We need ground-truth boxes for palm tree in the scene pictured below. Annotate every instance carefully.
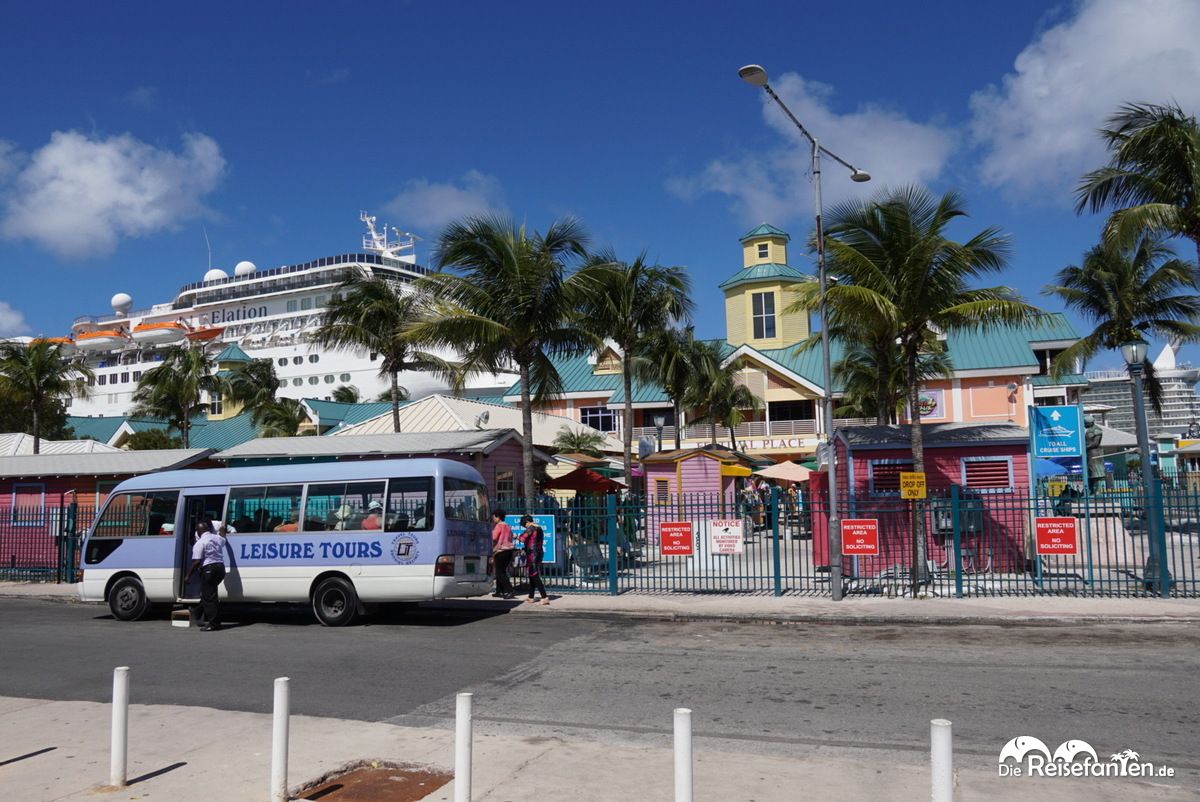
[223,358,282,420]
[412,215,595,510]
[812,186,1037,590]
[830,340,953,424]
[0,340,92,453]
[129,346,221,447]
[551,425,608,457]
[1043,233,1200,410]
[257,398,312,438]
[634,327,699,450]
[313,273,455,433]
[579,252,693,489]
[684,342,763,451]
[331,385,360,404]
[1076,102,1200,263]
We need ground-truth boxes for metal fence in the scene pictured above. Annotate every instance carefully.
[4,486,1197,599]
[0,503,93,583]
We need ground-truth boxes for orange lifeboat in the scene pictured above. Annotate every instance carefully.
[75,329,130,352]
[185,326,225,342]
[31,336,77,354]
[131,321,188,346]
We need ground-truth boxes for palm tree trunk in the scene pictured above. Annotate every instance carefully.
[182,419,190,449]
[729,423,739,452]
[621,353,634,493]
[906,353,928,595]
[31,402,40,455]
[710,420,717,446]
[519,363,536,512]
[390,372,402,433]
[673,401,682,450]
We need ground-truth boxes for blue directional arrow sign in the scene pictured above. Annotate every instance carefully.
[1030,405,1084,458]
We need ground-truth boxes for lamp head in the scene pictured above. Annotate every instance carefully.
[851,169,872,183]
[653,415,666,428]
[1120,340,1148,366]
[738,64,769,87]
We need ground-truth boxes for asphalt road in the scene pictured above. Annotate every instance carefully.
[1,599,1197,784]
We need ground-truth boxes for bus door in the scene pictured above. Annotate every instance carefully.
[176,491,228,600]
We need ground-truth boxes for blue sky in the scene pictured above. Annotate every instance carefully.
[1,0,1199,372]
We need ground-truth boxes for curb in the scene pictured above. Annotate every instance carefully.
[417,600,1200,629]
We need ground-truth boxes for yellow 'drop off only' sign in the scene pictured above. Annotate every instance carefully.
[899,471,927,499]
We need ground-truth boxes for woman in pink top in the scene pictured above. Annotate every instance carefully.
[491,509,517,599]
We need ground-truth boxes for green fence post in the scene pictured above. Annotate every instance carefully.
[1154,481,1171,598]
[951,485,963,598]
[770,487,782,597]
[606,494,619,596]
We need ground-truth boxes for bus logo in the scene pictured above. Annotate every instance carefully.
[392,535,420,565]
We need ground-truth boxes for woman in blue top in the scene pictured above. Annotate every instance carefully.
[520,514,550,605]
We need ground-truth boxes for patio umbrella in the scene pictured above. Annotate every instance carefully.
[753,461,812,482]
[1033,457,1068,477]
[542,467,624,493]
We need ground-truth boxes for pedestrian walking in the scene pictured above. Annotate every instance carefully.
[520,514,550,605]
[185,519,228,631]
[491,509,517,599]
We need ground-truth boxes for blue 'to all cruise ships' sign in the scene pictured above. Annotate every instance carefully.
[1031,405,1084,458]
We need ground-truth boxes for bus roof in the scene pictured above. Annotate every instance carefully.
[110,458,484,493]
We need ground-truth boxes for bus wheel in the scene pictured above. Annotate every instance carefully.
[312,577,358,627]
[109,577,149,621]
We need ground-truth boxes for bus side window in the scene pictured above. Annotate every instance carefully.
[385,477,434,532]
[304,481,384,532]
[228,485,303,534]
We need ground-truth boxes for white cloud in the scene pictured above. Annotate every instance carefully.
[124,86,158,108]
[668,73,956,227]
[971,0,1200,200]
[383,170,507,234]
[0,140,15,181]
[0,131,226,259]
[0,301,28,336]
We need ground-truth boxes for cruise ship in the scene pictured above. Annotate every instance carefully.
[1085,341,1200,434]
[59,213,513,417]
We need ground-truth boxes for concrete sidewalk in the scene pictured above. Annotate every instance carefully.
[4,581,1199,626]
[1,695,1193,802]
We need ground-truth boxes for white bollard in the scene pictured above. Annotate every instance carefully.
[110,666,130,788]
[270,677,290,802]
[931,718,953,802]
[455,692,473,802]
[674,707,693,802]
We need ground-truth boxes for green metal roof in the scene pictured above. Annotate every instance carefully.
[214,343,253,363]
[304,398,396,432]
[608,378,671,405]
[504,352,622,398]
[718,263,809,291]
[739,223,790,242]
[944,314,1080,372]
[65,416,126,443]
[1029,373,1089,387]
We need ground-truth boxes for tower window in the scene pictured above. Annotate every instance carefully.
[752,292,776,339]
[757,243,769,259]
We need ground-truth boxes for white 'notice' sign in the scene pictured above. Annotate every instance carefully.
[708,519,744,555]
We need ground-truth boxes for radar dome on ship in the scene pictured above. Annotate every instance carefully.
[234,260,257,277]
[203,268,228,283]
[111,293,133,313]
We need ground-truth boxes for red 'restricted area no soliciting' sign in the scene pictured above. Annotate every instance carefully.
[842,518,880,556]
[660,522,694,556]
[1034,517,1078,556]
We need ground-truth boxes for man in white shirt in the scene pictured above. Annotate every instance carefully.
[185,519,228,631]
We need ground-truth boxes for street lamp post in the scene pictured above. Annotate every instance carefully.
[739,64,870,602]
[653,414,666,453]
[1120,340,1172,597]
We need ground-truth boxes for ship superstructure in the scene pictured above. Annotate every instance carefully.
[62,213,509,417]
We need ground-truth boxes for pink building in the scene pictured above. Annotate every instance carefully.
[812,423,1032,575]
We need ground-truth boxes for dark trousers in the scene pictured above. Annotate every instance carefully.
[200,563,226,626]
[494,549,515,596]
[527,562,547,599]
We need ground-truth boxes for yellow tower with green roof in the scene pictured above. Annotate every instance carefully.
[721,223,812,349]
